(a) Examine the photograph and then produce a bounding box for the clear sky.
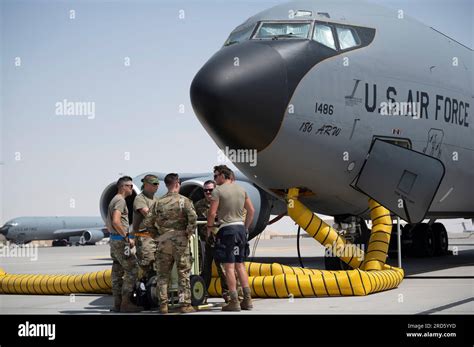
[0,0,472,232]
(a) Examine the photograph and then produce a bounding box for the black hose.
[297,226,305,268]
[250,232,261,262]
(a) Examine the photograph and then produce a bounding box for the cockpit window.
[224,25,256,47]
[254,22,312,39]
[336,26,360,49]
[313,23,336,50]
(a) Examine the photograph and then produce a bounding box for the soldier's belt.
[134,231,152,237]
[156,230,187,242]
[110,234,134,240]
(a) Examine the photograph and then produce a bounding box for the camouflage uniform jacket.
[144,191,197,237]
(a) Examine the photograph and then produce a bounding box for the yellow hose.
[208,267,402,297]
[286,188,365,269]
[361,199,393,271]
[207,188,404,298]
[0,188,403,298]
[0,270,112,295]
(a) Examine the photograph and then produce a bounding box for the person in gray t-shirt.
[211,180,248,226]
[208,165,255,312]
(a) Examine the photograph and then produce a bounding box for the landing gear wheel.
[190,275,206,307]
[324,255,351,270]
[52,239,69,247]
[324,217,367,270]
[431,223,448,256]
[411,223,435,257]
[146,276,159,309]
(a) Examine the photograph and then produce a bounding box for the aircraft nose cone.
[190,41,289,151]
[0,225,9,236]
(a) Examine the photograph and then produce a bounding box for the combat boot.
[159,304,168,314]
[240,297,253,310]
[240,287,253,310]
[110,295,121,312]
[120,296,143,313]
[222,298,241,312]
[222,292,230,303]
[179,305,196,313]
[222,290,241,311]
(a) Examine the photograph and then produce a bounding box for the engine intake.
[99,173,276,240]
[80,229,105,244]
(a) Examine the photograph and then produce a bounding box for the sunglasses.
[204,189,213,193]
[213,174,220,179]
[125,184,133,188]
[152,183,159,186]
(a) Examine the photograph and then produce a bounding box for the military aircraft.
[0,216,107,246]
[100,0,473,269]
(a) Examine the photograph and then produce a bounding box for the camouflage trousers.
[110,239,138,298]
[136,236,156,280]
[155,233,192,306]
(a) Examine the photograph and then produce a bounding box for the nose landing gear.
[324,216,370,271]
[325,217,451,270]
[389,222,449,258]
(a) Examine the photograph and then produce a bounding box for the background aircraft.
[0,216,107,246]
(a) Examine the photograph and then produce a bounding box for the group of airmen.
[106,165,255,314]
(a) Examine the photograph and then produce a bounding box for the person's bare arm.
[133,195,150,231]
[243,196,255,230]
[112,210,135,247]
[137,207,149,217]
[112,210,127,237]
[207,200,219,237]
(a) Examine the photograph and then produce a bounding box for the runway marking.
[416,297,473,315]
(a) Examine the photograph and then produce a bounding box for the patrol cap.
[141,175,159,185]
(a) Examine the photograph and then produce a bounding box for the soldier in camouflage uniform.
[107,176,142,313]
[132,174,159,280]
[144,173,197,314]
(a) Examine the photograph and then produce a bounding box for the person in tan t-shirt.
[107,176,142,313]
[208,165,255,312]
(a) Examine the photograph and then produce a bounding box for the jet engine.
[99,173,285,240]
[80,229,106,244]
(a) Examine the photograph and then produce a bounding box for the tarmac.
[0,233,472,315]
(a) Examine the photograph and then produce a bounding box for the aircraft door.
[353,139,445,223]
